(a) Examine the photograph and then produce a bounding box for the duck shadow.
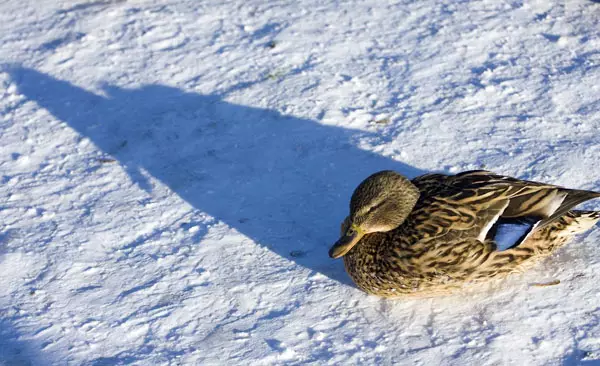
[0,318,37,365]
[9,66,425,286]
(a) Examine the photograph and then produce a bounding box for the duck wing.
[410,170,600,248]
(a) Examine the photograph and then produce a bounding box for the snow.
[1,0,600,364]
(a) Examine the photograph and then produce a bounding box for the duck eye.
[367,202,385,214]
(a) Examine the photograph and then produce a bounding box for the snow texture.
[1,0,600,364]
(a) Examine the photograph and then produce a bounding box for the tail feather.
[538,190,600,228]
[558,210,600,235]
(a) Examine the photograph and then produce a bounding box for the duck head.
[329,170,420,259]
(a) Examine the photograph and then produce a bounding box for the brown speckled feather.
[342,170,600,297]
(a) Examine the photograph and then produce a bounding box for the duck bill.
[329,230,364,259]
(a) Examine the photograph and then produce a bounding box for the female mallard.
[329,170,600,297]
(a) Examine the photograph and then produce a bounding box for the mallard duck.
[329,170,600,297]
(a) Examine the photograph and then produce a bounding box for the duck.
[329,170,600,297]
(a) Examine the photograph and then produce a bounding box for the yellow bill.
[329,224,365,259]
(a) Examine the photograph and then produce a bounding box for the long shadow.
[8,66,425,285]
[0,317,37,365]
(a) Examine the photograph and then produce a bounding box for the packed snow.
[2,0,600,364]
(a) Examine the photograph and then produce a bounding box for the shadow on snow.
[9,66,425,285]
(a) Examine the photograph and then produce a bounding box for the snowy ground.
[2,0,600,364]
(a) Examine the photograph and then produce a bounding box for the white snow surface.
[2,0,600,364]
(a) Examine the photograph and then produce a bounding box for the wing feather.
[410,170,600,247]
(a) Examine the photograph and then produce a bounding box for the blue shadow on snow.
[8,66,425,285]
